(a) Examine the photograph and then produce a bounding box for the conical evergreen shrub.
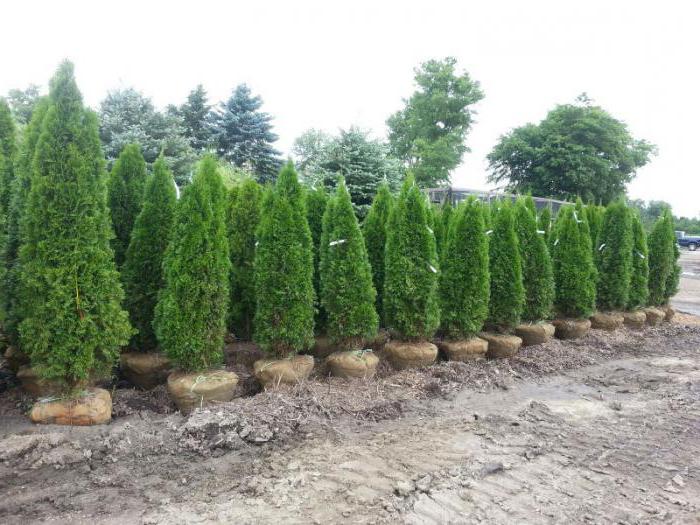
[107,144,147,267]
[121,156,177,351]
[254,162,314,356]
[647,212,674,306]
[487,200,525,330]
[18,62,132,388]
[0,99,17,308]
[226,178,262,339]
[538,204,552,246]
[305,186,328,330]
[439,199,490,338]
[154,155,229,371]
[319,177,378,347]
[439,201,454,262]
[595,201,633,311]
[666,239,681,304]
[627,212,649,310]
[384,176,439,340]
[362,182,392,325]
[551,206,596,318]
[515,197,554,322]
[585,204,604,259]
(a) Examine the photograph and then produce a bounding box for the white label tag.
[329,239,347,247]
[485,230,493,235]
[428,263,437,274]
[637,251,646,259]
[553,238,559,246]
[537,230,545,234]
[598,243,606,251]
[426,226,433,234]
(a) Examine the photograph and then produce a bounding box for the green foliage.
[154,155,230,371]
[383,177,440,340]
[171,84,213,152]
[538,205,553,246]
[487,201,525,330]
[551,206,596,318]
[387,57,484,187]
[646,213,674,306]
[595,201,633,311]
[627,212,649,310]
[5,85,41,125]
[305,186,328,330]
[433,200,454,262]
[226,178,262,339]
[665,215,681,303]
[107,144,147,267]
[585,204,605,259]
[254,162,315,356]
[362,182,393,326]
[19,61,132,388]
[488,95,656,203]
[439,199,490,338]
[319,178,378,347]
[121,156,177,351]
[575,198,597,285]
[0,98,18,312]
[515,197,554,321]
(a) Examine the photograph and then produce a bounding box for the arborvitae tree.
[666,239,681,304]
[383,176,440,340]
[627,212,649,310]
[586,204,604,258]
[0,99,18,300]
[154,155,230,371]
[538,204,553,246]
[432,204,445,261]
[107,144,147,267]
[319,177,378,347]
[18,62,132,388]
[483,202,493,230]
[647,213,674,306]
[305,186,328,329]
[575,197,597,284]
[487,201,525,330]
[551,206,596,318]
[254,162,315,356]
[121,156,177,351]
[439,199,490,338]
[362,182,393,326]
[226,178,262,339]
[515,197,554,321]
[595,201,633,311]
[439,200,454,261]
[2,98,49,345]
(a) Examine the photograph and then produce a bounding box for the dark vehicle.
[676,231,700,251]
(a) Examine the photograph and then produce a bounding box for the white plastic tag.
[329,239,347,247]
[485,230,493,235]
[598,243,606,251]
[428,264,437,274]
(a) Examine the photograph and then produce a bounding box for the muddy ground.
[1,320,699,524]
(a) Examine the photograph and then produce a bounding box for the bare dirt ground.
[1,263,700,524]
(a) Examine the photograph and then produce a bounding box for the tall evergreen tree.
[107,144,147,267]
[647,213,674,307]
[487,201,525,330]
[305,186,328,330]
[383,176,440,340]
[0,99,18,294]
[319,177,378,347]
[515,197,554,321]
[226,178,262,339]
[666,237,681,304]
[254,162,315,356]
[586,204,604,258]
[154,155,230,371]
[627,212,649,310]
[551,206,596,318]
[177,84,213,152]
[212,84,281,184]
[362,182,393,326]
[538,204,553,246]
[575,198,597,284]
[18,61,132,388]
[439,199,490,338]
[121,156,177,351]
[595,201,633,311]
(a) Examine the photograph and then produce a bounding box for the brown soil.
[0,322,698,523]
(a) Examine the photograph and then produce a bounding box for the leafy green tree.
[107,144,147,267]
[2,98,49,345]
[121,156,177,351]
[538,204,553,246]
[595,201,633,311]
[383,176,440,340]
[627,212,649,310]
[19,61,132,388]
[487,201,525,330]
[362,182,393,326]
[305,185,328,329]
[515,197,554,321]
[5,85,41,125]
[254,162,315,355]
[440,199,490,338]
[212,84,281,184]
[319,177,378,347]
[172,84,213,152]
[154,155,229,371]
[488,95,656,203]
[387,57,484,187]
[551,206,596,318]
[646,213,674,306]
[226,178,262,339]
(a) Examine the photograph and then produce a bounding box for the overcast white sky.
[2,0,698,216]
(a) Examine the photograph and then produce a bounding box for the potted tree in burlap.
[18,62,132,425]
[438,199,490,361]
[513,197,556,345]
[551,205,596,339]
[120,155,177,389]
[383,176,440,369]
[591,201,632,331]
[646,210,678,325]
[623,212,649,329]
[320,177,379,378]
[481,200,525,357]
[253,162,315,387]
[154,155,237,414]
